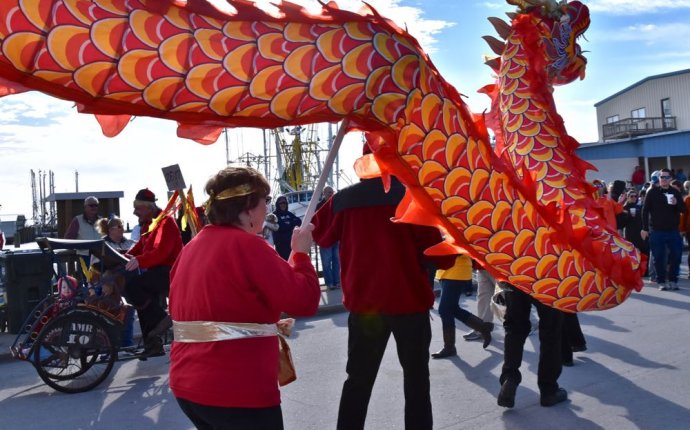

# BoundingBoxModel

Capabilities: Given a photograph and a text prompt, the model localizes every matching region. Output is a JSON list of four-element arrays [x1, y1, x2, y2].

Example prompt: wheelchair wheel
[[33, 312, 116, 393]]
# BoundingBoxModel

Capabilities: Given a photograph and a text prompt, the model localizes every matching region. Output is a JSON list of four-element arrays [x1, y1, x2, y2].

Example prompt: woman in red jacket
[[169, 167, 320, 430]]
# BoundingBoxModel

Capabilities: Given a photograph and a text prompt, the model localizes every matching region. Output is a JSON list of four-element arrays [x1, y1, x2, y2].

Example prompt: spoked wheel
[[33, 312, 117, 393]]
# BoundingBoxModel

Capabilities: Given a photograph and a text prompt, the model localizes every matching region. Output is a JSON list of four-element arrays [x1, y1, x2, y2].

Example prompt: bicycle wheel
[[33, 312, 117, 393]]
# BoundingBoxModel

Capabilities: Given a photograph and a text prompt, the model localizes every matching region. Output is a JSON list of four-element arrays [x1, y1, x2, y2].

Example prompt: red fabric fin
[[177, 124, 223, 145], [0, 77, 30, 97], [392, 189, 436, 227], [94, 114, 132, 137], [424, 240, 467, 257], [380, 170, 392, 192], [393, 190, 415, 221], [353, 153, 382, 179]]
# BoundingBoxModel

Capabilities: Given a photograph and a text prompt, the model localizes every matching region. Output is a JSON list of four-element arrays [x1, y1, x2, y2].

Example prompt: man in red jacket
[[313, 176, 443, 430], [125, 188, 183, 357]]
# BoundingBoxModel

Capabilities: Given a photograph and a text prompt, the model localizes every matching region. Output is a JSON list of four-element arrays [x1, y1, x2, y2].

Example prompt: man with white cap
[[65, 196, 101, 240]]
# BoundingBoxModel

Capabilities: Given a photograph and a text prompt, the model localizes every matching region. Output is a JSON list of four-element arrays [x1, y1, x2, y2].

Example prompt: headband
[[204, 184, 257, 213]]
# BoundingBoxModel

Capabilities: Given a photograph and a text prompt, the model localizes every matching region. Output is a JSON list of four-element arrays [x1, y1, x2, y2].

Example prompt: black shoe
[[540, 388, 568, 407], [431, 346, 457, 359], [571, 344, 587, 353], [139, 337, 165, 361], [497, 380, 518, 408], [147, 315, 172, 340]]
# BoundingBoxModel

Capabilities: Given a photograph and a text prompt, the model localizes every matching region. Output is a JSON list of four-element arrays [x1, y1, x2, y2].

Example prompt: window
[[631, 107, 646, 119], [606, 115, 619, 123], [661, 98, 671, 117]]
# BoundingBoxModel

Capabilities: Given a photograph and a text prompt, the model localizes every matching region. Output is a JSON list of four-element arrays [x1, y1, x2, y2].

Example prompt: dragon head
[[505, 1, 590, 85]]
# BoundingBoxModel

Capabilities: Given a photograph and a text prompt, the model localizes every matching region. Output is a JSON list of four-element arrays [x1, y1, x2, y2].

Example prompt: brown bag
[[278, 335, 296, 386]]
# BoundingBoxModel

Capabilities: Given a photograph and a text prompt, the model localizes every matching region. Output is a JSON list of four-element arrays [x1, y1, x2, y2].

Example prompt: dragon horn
[[482, 35, 506, 56], [484, 57, 502, 73], [505, 12, 519, 20], [487, 16, 512, 40]]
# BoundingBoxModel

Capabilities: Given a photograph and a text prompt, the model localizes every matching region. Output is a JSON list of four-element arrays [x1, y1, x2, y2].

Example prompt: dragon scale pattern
[[0, 0, 644, 312]]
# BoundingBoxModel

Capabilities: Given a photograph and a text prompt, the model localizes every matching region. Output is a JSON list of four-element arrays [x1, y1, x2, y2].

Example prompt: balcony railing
[[602, 116, 676, 141]]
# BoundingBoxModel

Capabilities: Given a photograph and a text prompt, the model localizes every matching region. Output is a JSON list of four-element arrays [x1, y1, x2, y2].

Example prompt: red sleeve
[[64, 217, 79, 239], [135, 217, 182, 268], [245, 239, 320, 316]]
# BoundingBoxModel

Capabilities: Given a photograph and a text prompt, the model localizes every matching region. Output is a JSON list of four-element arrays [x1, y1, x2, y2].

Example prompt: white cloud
[[595, 21, 690, 48], [480, 1, 506, 9], [586, 0, 690, 14]]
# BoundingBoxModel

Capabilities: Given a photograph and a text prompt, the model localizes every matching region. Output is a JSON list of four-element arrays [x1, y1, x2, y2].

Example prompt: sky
[[1, 0, 690, 229]]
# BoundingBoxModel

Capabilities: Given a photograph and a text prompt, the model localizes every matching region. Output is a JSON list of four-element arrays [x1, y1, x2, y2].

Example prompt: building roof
[[594, 68, 690, 107], [46, 191, 124, 202]]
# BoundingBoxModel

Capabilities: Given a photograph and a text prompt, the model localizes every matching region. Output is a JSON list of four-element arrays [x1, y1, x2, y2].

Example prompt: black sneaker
[[540, 388, 568, 407], [497, 380, 518, 408]]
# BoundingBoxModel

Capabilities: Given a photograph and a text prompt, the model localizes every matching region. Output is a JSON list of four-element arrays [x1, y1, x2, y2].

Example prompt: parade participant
[[432, 255, 492, 359], [169, 167, 320, 430], [317, 186, 340, 290], [497, 282, 567, 408], [313, 174, 444, 430], [641, 168, 686, 291], [272, 195, 302, 260], [561, 313, 587, 367], [97, 216, 135, 252], [464, 269, 496, 342], [124, 188, 182, 357], [65, 196, 102, 240]]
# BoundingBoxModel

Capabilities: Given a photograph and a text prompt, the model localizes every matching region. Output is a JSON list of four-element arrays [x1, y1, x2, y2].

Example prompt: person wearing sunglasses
[[169, 167, 319, 429], [641, 168, 686, 291], [64, 195, 102, 241]]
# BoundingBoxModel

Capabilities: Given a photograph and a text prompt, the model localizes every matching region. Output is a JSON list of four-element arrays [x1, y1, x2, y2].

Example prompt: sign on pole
[[162, 164, 186, 191]]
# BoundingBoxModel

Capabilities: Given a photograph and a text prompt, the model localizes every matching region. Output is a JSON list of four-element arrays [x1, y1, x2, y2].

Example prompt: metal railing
[[602, 116, 676, 141]]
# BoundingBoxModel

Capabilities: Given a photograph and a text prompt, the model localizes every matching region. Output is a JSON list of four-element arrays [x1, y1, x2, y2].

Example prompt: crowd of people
[[596, 165, 690, 291], [55, 161, 688, 429]]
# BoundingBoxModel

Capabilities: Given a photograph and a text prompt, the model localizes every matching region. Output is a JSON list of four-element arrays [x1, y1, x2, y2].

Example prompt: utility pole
[[224, 129, 230, 166], [75, 170, 79, 192]]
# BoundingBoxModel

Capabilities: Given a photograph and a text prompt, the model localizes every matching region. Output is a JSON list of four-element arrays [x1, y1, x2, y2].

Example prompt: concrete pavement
[[1, 276, 689, 429]]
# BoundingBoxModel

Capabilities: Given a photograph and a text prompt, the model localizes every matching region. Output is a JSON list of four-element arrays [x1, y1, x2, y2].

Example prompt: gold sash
[[173, 320, 277, 343]]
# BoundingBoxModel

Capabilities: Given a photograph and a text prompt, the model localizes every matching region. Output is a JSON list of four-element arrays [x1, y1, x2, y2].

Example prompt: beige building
[[577, 69, 690, 184]]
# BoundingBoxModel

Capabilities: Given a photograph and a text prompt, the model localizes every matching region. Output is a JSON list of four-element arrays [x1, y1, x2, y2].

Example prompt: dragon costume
[[0, 0, 645, 312]]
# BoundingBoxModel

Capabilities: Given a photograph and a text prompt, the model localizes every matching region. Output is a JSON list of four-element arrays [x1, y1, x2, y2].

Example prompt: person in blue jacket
[[272, 195, 302, 260]]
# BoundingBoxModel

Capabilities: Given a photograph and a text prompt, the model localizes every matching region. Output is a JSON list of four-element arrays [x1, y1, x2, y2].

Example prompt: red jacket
[[313, 178, 442, 314], [169, 224, 320, 408], [128, 213, 182, 268]]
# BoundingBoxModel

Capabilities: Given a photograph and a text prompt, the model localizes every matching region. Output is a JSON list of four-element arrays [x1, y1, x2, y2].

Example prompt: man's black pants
[[124, 266, 170, 337], [337, 312, 432, 430], [500, 286, 564, 396]]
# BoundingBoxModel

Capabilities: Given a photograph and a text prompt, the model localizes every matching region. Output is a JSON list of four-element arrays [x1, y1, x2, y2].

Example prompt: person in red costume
[[124, 188, 183, 357], [313, 174, 444, 430], [169, 167, 320, 430]]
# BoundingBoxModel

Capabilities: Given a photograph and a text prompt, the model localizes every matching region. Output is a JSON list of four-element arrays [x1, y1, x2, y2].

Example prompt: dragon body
[[0, 0, 644, 312]]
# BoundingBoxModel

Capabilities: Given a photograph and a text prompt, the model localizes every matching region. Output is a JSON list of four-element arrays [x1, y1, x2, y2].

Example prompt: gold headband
[[204, 184, 257, 213]]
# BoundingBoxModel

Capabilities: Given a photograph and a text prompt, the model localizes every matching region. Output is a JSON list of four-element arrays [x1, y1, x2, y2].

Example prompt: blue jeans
[[650, 230, 683, 283], [319, 243, 340, 287], [438, 279, 473, 329]]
